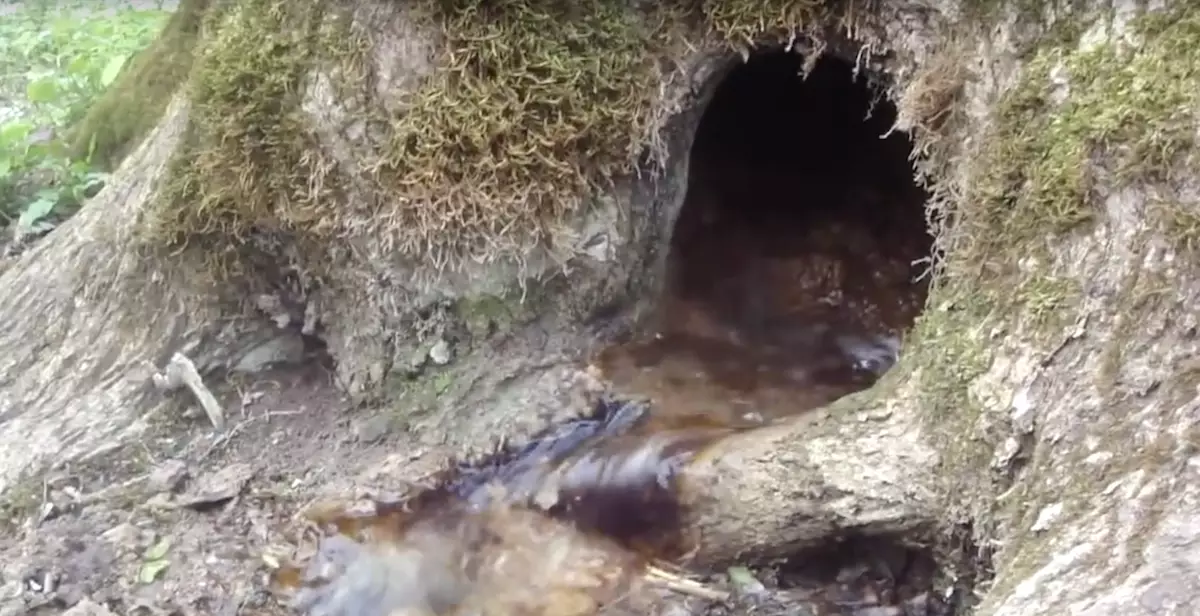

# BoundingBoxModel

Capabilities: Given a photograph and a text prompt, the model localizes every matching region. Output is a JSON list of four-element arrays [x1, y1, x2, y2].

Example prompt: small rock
[[100, 523, 139, 546], [147, 459, 188, 493], [851, 607, 901, 616], [903, 592, 932, 616], [428, 338, 452, 365], [1030, 501, 1064, 533], [61, 598, 116, 616], [409, 348, 429, 371], [177, 463, 255, 510], [353, 415, 393, 444], [35, 500, 60, 525]]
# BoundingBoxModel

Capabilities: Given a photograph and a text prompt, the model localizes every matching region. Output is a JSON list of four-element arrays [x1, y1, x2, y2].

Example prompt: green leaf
[[25, 76, 58, 104], [727, 565, 765, 593], [137, 559, 170, 584], [100, 53, 128, 87], [17, 196, 57, 229], [144, 537, 172, 560], [66, 55, 91, 76], [0, 121, 34, 148]]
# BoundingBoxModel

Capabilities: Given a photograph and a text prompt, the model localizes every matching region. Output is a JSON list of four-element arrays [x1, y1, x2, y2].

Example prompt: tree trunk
[[0, 96, 303, 494], [2, 1, 1199, 616]]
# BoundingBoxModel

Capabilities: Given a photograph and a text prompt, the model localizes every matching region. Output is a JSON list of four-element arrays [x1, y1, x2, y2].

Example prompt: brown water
[[272, 399, 728, 615], [590, 166, 926, 428], [271, 398, 954, 616], [591, 49, 930, 428]]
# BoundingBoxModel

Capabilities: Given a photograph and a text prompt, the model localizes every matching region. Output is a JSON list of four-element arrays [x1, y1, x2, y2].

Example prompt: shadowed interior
[[596, 50, 933, 424]]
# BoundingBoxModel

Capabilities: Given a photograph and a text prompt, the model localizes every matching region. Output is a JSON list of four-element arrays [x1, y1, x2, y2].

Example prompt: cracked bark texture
[[0, 1, 1197, 616], [0, 96, 300, 494]]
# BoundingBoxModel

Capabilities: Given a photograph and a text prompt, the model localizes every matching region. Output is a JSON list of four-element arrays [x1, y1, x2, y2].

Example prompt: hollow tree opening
[[596, 51, 932, 424]]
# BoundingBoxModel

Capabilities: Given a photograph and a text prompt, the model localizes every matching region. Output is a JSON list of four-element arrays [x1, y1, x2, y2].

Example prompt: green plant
[[0, 1, 169, 231]]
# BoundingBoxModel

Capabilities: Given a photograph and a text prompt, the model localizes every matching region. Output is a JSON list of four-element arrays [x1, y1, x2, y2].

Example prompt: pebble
[[177, 463, 254, 510], [353, 415, 393, 443], [428, 338, 452, 365]]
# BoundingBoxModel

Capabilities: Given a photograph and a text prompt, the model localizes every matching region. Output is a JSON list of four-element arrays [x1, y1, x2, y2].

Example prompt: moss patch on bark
[[131, 0, 888, 279], [898, 0, 1200, 571], [68, 0, 212, 170]]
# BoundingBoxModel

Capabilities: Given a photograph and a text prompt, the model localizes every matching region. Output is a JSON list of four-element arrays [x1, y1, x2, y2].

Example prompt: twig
[[74, 473, 150, 507], [643, 565, 730, 602], [197, 415, 257, 461], [1041, 312, 1090, 367], [152, 352, 226, 430]]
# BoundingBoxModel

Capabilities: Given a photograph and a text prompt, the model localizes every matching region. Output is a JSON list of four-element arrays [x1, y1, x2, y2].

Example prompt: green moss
[[432, 371, 455, 395], [0, 473, 42, 532], [69, 0, 213, 170], [904, 283, 998, 517], [1018, 272, 1082, 333], [700, 0, 825, 49], [457, 294, 521, 339], [137, 0, 694, 276], [952, 5, 1200, 282], [130, 0, 898, 276], [140, 0, 347, 277], [370, 0, 669, 266], [911, 7, 1200, 461]]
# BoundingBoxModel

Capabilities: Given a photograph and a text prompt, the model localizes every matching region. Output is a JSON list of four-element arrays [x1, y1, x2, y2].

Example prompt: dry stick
[[152, 352, 226, 430], [644, 565, 731, 602]]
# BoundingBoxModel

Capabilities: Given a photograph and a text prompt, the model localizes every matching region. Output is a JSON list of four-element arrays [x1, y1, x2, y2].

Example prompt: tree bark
[[678, 393, 941, 566], [1, 2, 1198, 616], [0, 96, 301, 494]]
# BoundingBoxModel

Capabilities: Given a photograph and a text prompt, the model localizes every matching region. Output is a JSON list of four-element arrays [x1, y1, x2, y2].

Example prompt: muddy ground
[[0, 348, 962, 616]]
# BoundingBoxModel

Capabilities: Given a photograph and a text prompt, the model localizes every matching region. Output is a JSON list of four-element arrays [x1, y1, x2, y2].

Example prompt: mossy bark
[[68, 0, 212, 170], [1, 1, 1199, 615], [889, 4, 1200, 615]]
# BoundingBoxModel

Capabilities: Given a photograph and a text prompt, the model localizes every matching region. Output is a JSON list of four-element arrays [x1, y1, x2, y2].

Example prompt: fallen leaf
[[138, 559, 170, 584], [144, 537, 171, 560]]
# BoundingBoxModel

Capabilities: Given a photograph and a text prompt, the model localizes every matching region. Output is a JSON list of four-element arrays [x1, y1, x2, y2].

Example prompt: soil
[[0, 360, 363, 616]]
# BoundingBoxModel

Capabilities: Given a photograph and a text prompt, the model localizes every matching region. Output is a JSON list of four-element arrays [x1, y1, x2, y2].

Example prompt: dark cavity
[[595, 50, 933, 425]]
